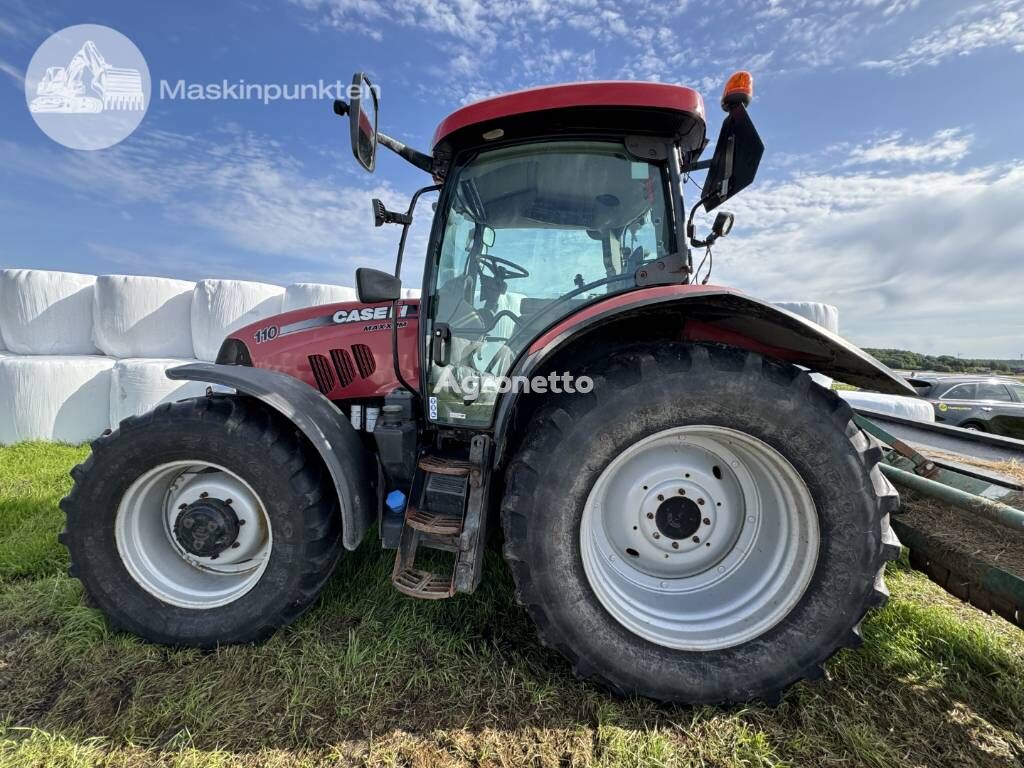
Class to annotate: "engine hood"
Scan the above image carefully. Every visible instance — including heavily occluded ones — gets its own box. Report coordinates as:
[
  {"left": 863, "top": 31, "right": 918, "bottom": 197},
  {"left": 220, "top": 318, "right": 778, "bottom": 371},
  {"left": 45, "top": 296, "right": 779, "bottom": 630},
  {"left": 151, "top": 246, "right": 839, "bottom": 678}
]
[{"left": 221, "top": 299, "right": 420, "bottom": 399}]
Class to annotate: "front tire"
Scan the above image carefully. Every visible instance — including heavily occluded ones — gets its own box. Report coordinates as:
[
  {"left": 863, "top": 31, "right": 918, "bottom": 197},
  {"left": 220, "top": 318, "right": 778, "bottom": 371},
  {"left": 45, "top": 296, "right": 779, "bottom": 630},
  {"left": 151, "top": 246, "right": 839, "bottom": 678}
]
[
  {"left": 501, "top": 343, "right": 900, "bottom": 704},
  {"left": 60, "top": 395, "right": 342, "bottom": 647}
]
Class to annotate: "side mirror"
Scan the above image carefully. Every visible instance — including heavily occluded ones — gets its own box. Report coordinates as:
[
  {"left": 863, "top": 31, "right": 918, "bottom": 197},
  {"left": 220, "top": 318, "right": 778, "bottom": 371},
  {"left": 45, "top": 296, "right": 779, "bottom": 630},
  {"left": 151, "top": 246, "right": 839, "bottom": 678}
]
[
  {"left": 712, "top": 211, "right": 734, "bottom": 238},
  {"left": 701, "top": 104, "right": 764, "bottom": 212},
  {"left": 349, "top": 72, "right": 378, "bottom": 172},
  {"left": 356, "top": 267, "right": 401, "bottom": 303}
]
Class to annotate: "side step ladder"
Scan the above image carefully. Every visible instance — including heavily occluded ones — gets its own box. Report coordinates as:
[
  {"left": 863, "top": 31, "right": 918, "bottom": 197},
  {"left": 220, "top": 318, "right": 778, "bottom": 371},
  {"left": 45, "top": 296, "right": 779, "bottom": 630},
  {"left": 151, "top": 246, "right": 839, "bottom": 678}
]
[{"left": 391, "top": 436, "right": 491, "bottom": 599}]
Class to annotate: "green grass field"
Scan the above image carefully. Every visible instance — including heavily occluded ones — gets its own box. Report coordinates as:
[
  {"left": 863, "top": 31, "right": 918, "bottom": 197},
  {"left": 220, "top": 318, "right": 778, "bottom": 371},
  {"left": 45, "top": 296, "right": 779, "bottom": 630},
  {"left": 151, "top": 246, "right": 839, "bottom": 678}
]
[{"left": 1, "top": 442, "right": 1022, "bottom": 767}]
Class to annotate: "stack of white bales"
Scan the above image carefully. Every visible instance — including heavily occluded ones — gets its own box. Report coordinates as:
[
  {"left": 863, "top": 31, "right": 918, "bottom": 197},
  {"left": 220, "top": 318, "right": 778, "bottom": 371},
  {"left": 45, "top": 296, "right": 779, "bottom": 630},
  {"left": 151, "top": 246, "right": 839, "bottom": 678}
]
[
  {"left": 0, "top": 269, "right": 115, "bottom": 444},
  {"left": 0, "top": 269, "right": 291, "bottom": 444}
]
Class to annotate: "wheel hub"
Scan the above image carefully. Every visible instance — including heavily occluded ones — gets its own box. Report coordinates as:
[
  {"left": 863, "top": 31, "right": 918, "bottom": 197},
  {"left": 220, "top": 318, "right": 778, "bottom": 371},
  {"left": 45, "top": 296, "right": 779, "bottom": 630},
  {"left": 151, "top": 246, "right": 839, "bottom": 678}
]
[
  {"left": 173, "top": 498, "right": 239, "bottom": 558},
  {"left": 655, "top": 496, "right": 701, "bottom": 540}
]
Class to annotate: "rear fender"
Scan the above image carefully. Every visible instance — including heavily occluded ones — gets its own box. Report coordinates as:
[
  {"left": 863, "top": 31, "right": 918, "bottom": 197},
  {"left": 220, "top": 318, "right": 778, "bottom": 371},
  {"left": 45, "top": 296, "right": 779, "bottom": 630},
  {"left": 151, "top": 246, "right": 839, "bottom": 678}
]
[
  {"left": 492, "top": 287, "right": 916, "bottom": 464},
  {"left": 167, "top": 363, "right": 374, "bottom": 550}
]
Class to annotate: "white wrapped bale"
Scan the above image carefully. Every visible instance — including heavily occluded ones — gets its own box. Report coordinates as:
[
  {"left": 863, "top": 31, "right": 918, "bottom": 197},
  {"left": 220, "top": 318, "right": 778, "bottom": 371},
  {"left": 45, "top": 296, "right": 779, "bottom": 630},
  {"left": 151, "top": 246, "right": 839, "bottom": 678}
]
[
  {"left": 0, "top": 355, "right": 114, "bottom": 444},
  {"left": 190, "top": 279, "right": 284, "bottom": 361},
  {"left": 773, "top": 301, "right": 840, "bottom": 389},
  {"left": 109, "top": 358, "right": 209, "bottom": 426},
  {"left": 0, "top": 269, "right": 98, "bottom": 354},
  {"left": 283, "top": 282, "right": 357, "bottom": 311},
  {"left": 92, "top": 275, "right": 196, "bottom": 358},
  {"left": 773, "top": 301, "right": 840, "bottom": 335},
  {"left": 838, "top": 390, "right": 935, "bottom": 423}
]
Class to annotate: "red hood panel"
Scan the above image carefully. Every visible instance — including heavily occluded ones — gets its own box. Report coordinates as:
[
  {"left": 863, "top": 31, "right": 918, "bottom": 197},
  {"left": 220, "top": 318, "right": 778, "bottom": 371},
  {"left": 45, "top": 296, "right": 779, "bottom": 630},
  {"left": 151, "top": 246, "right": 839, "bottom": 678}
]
[{"left": 229, "top": 299, "right": 420, "bottom": 399}]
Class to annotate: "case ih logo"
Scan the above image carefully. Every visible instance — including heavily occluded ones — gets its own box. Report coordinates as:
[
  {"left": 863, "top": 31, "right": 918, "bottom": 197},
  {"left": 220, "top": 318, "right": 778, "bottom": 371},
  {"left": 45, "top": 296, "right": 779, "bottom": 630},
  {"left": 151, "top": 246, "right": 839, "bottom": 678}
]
[{"left": 332, "top": 304, "right": 414, "bottom": 324}]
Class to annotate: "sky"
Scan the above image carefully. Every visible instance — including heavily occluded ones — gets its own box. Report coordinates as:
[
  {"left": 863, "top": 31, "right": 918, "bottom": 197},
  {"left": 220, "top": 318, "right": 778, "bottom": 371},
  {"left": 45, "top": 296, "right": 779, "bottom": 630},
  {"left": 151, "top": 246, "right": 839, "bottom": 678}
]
[{"left": 0, "top": 0, "right": 1022, "bottom": 357}]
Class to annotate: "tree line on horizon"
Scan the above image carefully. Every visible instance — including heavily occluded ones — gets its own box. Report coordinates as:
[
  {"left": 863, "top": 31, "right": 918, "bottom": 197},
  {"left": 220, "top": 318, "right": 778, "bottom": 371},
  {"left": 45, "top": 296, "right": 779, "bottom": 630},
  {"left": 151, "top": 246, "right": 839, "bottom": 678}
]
[{"left": 864, "top": 348, "right": 1024, "bottom": 374}]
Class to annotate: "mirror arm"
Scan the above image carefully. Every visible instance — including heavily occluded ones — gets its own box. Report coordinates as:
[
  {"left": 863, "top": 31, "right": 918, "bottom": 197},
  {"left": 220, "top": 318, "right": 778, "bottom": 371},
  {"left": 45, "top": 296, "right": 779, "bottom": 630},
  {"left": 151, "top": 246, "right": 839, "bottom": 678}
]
[
  {"left": 377, "top": 132, "right": 435, "bottom": 174},
  {"left": 681, "top": 158, "right": 713, "bottom": 172},
  {"left": 687, "top": 198, "right": 713, "bottom": 248}
]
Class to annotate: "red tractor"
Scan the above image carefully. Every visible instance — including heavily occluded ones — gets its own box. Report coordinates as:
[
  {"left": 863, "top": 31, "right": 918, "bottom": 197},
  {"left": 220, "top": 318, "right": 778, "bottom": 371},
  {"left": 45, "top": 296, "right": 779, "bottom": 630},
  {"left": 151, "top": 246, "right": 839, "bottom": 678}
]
[{"left": 62, "top": 72, "right": 914, "bottom": 704}]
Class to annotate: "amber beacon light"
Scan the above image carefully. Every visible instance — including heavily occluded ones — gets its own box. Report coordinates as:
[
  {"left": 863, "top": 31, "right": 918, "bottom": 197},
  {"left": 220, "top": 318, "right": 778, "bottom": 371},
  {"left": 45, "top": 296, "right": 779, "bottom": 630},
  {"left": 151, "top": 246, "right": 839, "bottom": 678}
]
[{"left": 721, "top": 71, "right": 753, "bottom": 111}]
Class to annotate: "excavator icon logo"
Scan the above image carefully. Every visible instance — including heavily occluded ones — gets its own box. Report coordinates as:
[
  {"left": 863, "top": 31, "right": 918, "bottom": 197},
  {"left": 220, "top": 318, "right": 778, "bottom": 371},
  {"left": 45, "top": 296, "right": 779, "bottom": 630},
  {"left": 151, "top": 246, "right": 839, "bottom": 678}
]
[
  {"left": 30, "top": 40, "right": 144, "bottom": 115},
  {"left": 25, "top": 24, "right": 150, "bottom": 150}
]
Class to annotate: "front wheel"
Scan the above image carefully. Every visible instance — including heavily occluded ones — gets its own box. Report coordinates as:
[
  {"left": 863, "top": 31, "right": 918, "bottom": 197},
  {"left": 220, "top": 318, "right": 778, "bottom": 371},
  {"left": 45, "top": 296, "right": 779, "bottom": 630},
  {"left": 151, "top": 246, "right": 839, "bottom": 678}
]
[
  {"left": 502, "top": 343, "right": 900, "bottom": 704},
  {"left": 60, "top": 396, "right": 342, "bottom": 647}
]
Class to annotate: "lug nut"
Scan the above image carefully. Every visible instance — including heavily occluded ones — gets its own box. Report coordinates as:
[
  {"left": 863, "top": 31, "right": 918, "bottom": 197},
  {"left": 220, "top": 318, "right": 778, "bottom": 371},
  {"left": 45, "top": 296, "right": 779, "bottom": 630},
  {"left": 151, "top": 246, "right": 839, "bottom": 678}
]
[
  {"left": 692, "top": 536, "right": 700, "bottom": 543},
  {"left": 671, "top": 541, "right": 679, "bottom": 549},
  {"left": 677, "top": 488, "right": 685, "bottom": 495},
  {"left": 653, "top": 532, "right": 661, "bottom": 539},
  {"left": 646, "top": 512, "right": 654, "bottom": 519},
  {"left": 697, "top": 498, "right": 705, "bottom": 506},
  {"left": 225, "top": 499, "right": 232, "bottom": 505},
  {"left": 657, "top": 494, "right": 664, "bottom": 501},
  {"left": 703, "top": 517, "right": 711, "bottom": 525},
  {"left": 200, "top": 492, "right": 209, "bottom": 499},
  {"left": 231, "top": 542, "right": 240, "bottom": 549},
  {"left": 178, "top": 503, "right": 187, "bottom": 511}
]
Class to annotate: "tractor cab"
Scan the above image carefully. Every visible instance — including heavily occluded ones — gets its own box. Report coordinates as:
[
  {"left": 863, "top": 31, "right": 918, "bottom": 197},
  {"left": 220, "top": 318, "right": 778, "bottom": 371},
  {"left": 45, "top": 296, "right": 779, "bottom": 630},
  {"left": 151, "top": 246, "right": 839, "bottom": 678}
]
[{"left": 344, "top": 77, "right": 762, "bottom": 430}]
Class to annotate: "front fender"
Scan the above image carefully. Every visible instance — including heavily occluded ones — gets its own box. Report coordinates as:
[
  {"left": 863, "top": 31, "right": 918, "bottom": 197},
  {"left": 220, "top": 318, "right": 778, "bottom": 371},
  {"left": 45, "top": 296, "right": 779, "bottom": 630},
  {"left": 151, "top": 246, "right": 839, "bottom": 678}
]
[
  {"left": 493, "top": 287, "right": 916, "bottom": 464},
  {"left": 167, "top": 363, "right": 374, "bottom": 550}
]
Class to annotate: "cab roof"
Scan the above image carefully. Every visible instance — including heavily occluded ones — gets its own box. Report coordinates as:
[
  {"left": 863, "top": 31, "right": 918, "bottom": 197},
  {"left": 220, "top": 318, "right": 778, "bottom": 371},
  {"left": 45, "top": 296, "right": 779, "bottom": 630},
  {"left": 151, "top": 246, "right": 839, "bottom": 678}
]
[{"left": 432, "top": 81, "right": 707, "bottom": 156}]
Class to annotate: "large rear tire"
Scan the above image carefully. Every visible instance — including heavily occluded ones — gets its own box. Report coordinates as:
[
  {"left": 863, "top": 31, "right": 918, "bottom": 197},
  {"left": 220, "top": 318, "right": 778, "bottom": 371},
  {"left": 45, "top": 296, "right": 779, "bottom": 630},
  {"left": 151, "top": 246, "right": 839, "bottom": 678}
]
[
  {"left": 60, "top": 395, "right": 343, "bottom": 647},
  {"left": 501, "top": 343, "right": 900, "bottom": 704}
]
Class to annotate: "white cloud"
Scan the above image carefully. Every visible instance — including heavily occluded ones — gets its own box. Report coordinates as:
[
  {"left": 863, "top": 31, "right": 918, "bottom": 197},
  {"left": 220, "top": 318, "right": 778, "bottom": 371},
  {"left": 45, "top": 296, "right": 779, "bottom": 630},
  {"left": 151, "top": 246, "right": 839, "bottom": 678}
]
[
  {"left": 841, "top": 128, "right": 973, "bottom": 166},
  {"left": 0, "top": 59, "right": 23, "bottom": 87},
  {"left": 707, "top": 162, "right": 1024, "bottom": 356},
  {"left": 862, "top": 0, "right": 1024, "bottom": 73},
  {"left": 0, "top": 128, "right": 433, "bottom": 281}
]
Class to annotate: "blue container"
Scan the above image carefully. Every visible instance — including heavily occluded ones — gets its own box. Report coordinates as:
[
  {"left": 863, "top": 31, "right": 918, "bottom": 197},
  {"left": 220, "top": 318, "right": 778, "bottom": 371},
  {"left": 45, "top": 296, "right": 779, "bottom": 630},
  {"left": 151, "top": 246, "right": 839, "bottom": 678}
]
[{"left": 385, "top": 490, "right": 407, "bottom": 515}]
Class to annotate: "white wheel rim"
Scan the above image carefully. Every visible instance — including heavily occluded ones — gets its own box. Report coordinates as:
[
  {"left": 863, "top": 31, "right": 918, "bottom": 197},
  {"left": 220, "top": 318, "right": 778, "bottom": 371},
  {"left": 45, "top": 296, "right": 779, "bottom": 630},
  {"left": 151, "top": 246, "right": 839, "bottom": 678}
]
[
  {"left": 580, "top": 426, "right": 819, "bottom": 651},
  {"left": 115, "top": 461, "right": 272, "bottom": 609}
]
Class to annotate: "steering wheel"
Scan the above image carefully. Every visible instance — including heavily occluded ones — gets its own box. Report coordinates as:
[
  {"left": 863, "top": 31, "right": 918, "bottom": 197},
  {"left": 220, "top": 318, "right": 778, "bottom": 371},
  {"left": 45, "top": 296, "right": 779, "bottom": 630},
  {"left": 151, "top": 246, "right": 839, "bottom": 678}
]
[{"left": 478, "top": 254, "right": 529, "bottom": 281}]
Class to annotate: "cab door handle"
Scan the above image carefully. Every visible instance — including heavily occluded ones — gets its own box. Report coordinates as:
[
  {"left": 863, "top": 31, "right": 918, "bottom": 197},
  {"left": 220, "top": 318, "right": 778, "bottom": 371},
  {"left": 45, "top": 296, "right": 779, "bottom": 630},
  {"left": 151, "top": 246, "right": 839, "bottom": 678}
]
[{"left": 433, "top": 324, "right": 451, "bottom": 367}]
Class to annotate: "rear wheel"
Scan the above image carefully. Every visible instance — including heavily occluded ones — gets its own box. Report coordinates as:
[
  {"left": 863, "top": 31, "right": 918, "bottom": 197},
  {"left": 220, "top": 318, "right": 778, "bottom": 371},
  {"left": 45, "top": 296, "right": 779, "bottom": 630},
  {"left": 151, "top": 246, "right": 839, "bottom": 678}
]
[
  {"left": 61, "top": 396, "right": 342, "bottom": 647},
  {"left": 502, "top": 343, "right": 900, "bottom": 704}
]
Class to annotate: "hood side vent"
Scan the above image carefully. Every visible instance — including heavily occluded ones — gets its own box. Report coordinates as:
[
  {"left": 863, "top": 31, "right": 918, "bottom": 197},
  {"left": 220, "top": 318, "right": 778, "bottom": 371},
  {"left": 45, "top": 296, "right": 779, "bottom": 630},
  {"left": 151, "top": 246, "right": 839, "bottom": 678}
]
[
  {"left": 308, "top": 354, "right": 336, "bottom": 394},
  {"left": 330, "top": 348, "right": 357, "bottom": 388},
  {"left": 352, "top": 344, "right": 376, "bottom": 379}
]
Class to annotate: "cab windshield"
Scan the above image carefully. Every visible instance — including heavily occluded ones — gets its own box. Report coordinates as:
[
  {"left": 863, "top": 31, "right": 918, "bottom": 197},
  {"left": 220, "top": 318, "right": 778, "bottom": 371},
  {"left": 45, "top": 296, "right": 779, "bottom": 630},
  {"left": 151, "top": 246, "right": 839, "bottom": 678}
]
[{"left": 427, "top": 139, "right": 675, "bottom": 427}]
